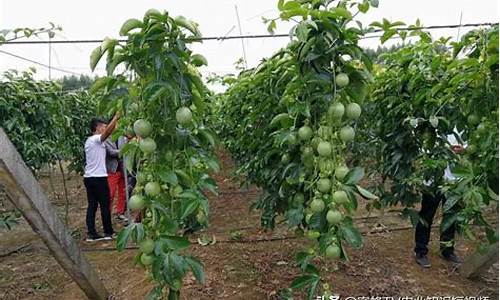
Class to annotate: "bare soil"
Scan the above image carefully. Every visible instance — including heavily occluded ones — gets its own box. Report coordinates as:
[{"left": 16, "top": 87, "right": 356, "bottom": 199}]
[{"left": 0, "top": 150, "right": 498, "bottom": 300}]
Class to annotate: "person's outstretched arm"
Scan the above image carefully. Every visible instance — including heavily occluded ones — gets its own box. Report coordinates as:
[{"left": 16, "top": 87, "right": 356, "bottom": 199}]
[{"left": 100, "top": 112, "right": 120, "bottom": 142}]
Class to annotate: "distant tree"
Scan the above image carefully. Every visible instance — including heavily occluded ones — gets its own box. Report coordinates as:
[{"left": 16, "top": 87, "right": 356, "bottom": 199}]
[
  {"left": 364, "top": 44, "right": 404, "bottom": 62},
  {"left": 59, "top": 74, "right": 96, "bottom": 91}
]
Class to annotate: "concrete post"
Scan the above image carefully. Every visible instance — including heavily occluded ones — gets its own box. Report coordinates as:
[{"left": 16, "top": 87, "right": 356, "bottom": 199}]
[{"left": 0, "top": 128, "right": 109, "bottom": 300}]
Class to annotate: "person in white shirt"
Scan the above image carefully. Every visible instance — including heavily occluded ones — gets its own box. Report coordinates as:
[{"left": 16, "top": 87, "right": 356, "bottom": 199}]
[
  {"left": 83, "top": 113, "right": 120, "bottom": 241},
  {"left": 415, "top": 132, "right": 465, "bottom": 268}
]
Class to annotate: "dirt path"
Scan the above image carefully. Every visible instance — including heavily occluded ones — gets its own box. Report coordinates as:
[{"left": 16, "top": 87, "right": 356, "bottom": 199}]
[{"left": 0, "top": 151, "right": 498, "bottom": 299}]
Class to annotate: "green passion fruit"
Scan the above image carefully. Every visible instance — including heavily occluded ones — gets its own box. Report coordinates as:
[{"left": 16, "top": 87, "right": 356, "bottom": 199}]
[
  {"left": 176, "top": 107, "right": 193, "bottom": 125},
  {"left": 345, "top": 103, "right": 361, "bottom": 120},
  {"left": 317, "top": 178, "right": 332, "bottom": 193},
  {"left": 335, "top": 166, "right": 349, "bottom": 181},
  {"left": 139, "top": 238, "right": 155, "bottom": 254},
  {"left": 145, "top": 182, "right": 161, "bottom": 197},
  {"left": 339, "top": 126, "right": 355, "bottom": 142},
  {"left": 133, "top": 119, "right": 153, "bottom": 138},
  {"left": 326, "top": 210, "right": 342, "bottom": 224},
  {"left": 298, "top": 125, "right": 313, "bottom": 141},
  {"left": 335, "top": 73, "right": 349, "bottom": 88},
  {"left": 328, "top": 102, "right": 345, "bottom": 121},
  {"left": 317, "top": 141, "right": 332, "bottom": 157},
  {"left": 310, "top": 199, "right": 325, "bottom": 213},
  {"left": 325, "top": 244, "right": 341, "bottom": 258},
  {"left": 129, "top": 194, "right": 145, "bottom": 210},
  {"left": 139, "top": 137, "right": 157, "bottom": 154}
]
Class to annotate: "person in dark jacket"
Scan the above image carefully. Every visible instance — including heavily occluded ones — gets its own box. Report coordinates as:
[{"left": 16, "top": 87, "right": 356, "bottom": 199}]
[{"left": 105, "top": 136, "right": 128, "bottom": 223}]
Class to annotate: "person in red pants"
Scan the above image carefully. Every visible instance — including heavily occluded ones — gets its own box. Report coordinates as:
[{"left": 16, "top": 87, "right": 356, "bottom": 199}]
[{"left": 105, "top": 136, "right": 128, "bottom": 223}]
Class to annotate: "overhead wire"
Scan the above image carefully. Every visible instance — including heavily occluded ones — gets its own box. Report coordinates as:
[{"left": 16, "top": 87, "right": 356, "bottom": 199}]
[
  {"left": 0, "top": 21, "right": 496, "bottom": 79},
  {"left": 0, "top": 22, "right": 496, "bottom": 45},
  {"left": 0, "top": 49, "right": 83, "bottom": 76}
]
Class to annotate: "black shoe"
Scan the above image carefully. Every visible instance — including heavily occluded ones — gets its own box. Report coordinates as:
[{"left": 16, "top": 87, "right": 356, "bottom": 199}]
[
  {"left": 116, "top": 214, "right": 129, "bottom": 223},
  {"left": 415, "top": 253, "right": 431, "bottom": 268},
  {"left": 103, "top": 233, "right": 117, "bottom": 241},
  {"left": 441, "top": 252, "right": 463, "bottom": 264},
  {"left": 86, "top": 234, "right": 105, "bottom": 242}
]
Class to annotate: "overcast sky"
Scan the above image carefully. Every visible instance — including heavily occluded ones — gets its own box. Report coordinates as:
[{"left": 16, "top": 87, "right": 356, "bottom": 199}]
[{"left": 0, "top": 0, "right": 497, "bottom": 80}]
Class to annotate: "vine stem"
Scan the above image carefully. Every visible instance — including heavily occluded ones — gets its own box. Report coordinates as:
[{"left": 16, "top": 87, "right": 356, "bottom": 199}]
[
  {"left": 58, "top": 159, "right": 71, "bottom": 226},
  {"left": 168, "top": 288, "right": 180, "bottom": 300}
]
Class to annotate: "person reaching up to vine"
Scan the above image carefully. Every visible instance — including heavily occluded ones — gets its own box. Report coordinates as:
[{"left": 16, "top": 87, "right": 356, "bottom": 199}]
[{"left": 83, "top": 112, "right": 120, "bottom": 242}]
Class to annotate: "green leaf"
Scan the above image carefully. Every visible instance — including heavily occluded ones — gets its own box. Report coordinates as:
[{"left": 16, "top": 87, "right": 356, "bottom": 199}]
[
  {"left": 270, "top": 113, "right": 292, "bottom": 127},
  {"left": 487, "top": 186, "right": 499, "bottom": 201},
  {"left": 89, "top": 46, "right": 104, "bottom": 72},
  {"left": 146, "top": 286, "right": 162, "bottom": 300},
  {"left": 429, "top": 116, "right": 439, "bottom": 128},
  {"left": 283, "top": 1, "right": 301, "bottom": 10},
  {"left": 179, "top": 190, "right": 199, "bottom": 200},
  {"left": 345, "top": 70, "right": 368, "bottom": 102},
  {"left": 331, "top": 7, "right": 352, "bottom": 19},
  {"left": 162, "top": 217, "right": 179, "bottom": 235},
  {"left": 175, "top": 169, "right": 192, "bottom": 185},
  {"left": 306, "top": 279, "right": 320, "bottom": 300},
  {"left": 267, "top": 19, "right": 277, "bottom": 34},
  {"left": 101, "top": 37, "right": 118, "bottom": 52},
  {"left": 286, "top": 208, "right": 304, "bottom": 227},
  {"left": 185, "top": 256, "right": 205, "bottom": 283},
  {"left": 345, "top": 167, "right": 364, "bottom": 184},
  {"left": 205, "top": 156, "right": 220, "bottom": 172},
  {"left": 123, "top": 152, "right": 137, "bottom": 174},
  {"left": 295, "top": 23, "right": 310, "bottom": 42},
  {"left": 381, "top": 29, "right": 397, "bottom": 44},
  {"left": 131, "top": 222, "right": 145, "bottom": 243},
  {"left": 106, "top": 54, "right": 126, "bottom": 76},
  {"left": 356, "top": 185, "right": 378, "bottom": 199},
  {"left": 295, "top": 251, "right": 312, "bottom": 271},
  {"left": 443, "top": 195, "right": 460, "bottom": 212},
  {"left": 199, "top": 129, "right": 216, "bottom": 148},
  {"left": 159, "top": 170, "right": 178, "bottom": 185},
  {"left": 358, "top": 1, "right": 370, "bottom": 13},
  {"left": 90, "top": 76, "right": 113, "bottom": 93},
  {"left": 441, "top": 213, "right": 457, "bottom": 232},
  {"left": 163, "top": 236, "right": 191, "bottom": 251},
  {"left": 119, "top": 18, "right": 143, "bottom": 36},
  {"left": 145, "top": 9, "right": 164, "bottom": 20},
  {"left": 277, "top": 0, "right": 285, "bottom": 10},
  {"left": 180, "top": 197, "right": 199, "bottom": 219},
  {"left": 485, "top": 227, "right": 499, "bottom": 244},
  {"left": 191, "top": 54, "right": 208, "bottom": 67},
  {"left": 174, "top": 16, "right": 201, "bottom": 37},
  {"left": 169, "top": 252, "right": 188, "bottom": 275},
  {"left": 307, "top": 212, "right": 324, "bottom": 231},
  {"left": 403, "top": 208, "right": 421, "bottom": 227},
  {"left": 168, "top": 290, "right": 180, "bottom": 300},
  {"left": 143, "top": 81, "right": 174, "bottom": 102},
  {"left": 339, "top": 221, "right": 363, "bottom": 248},
  {"left": 451, "top": 165, "right": 473, "bottom": 178},
  {"left": 369, "top": 21, "right": 383, "bottom": 28},
  {"left": 0, "top": 213, "right": 19, "bottom": 230},
  {"left": 290, "top": 274, "right": 319, "bottom": 290},
  {"left": 116, "top": 224, "right": 133, "bottom": 251}
]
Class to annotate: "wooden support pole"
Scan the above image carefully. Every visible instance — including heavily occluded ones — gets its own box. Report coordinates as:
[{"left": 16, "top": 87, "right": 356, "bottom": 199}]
[
  {"left": 460, "top": 242, "right": 499, "bottom": 279},
  {"left": 0, "top": 128, "right": 109, "bottom": 300}
]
